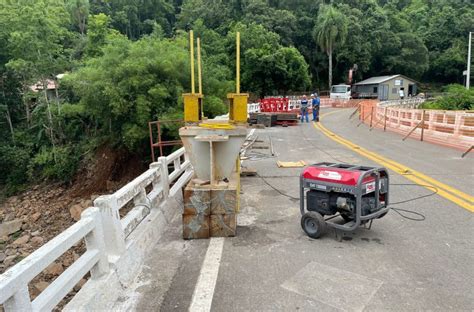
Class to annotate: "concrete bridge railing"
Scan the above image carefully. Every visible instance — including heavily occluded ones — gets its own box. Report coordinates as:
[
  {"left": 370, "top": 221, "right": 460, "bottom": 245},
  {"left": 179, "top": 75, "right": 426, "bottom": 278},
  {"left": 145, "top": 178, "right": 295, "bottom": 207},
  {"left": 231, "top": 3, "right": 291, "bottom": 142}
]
[{"left": 0, "top": 147, "right": 193, "bottom": 311}]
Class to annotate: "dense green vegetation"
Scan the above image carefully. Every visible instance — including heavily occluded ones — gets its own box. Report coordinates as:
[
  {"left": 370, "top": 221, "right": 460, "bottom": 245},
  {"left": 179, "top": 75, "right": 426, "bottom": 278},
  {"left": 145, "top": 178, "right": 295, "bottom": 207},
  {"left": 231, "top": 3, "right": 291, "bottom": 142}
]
[
  {"left": 422, "top": 85, "right": 474, "bottom": 110},
  {"left": 0, "top": 0, "right": 472, "bottom": 194}
]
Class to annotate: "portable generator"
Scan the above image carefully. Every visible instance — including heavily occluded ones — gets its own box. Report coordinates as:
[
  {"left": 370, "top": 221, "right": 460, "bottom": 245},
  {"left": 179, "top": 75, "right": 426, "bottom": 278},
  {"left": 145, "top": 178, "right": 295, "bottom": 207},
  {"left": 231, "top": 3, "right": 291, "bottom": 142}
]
[{"left": 300, "top": 162, "right": 390, "bottom": 238}]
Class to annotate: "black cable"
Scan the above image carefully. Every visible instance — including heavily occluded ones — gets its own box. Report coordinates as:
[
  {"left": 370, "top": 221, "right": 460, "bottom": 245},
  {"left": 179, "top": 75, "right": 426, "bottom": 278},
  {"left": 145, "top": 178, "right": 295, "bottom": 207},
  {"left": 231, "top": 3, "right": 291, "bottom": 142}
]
[
  {"left": 385, "top": 183, "right": 436, "bottom": 221},
  {"left": 255, "top": 172, "right": 300, "bottom": 201},
  {"left": 254, "top": 175, "right": 431, "bottom": 221},
  {"left": 390, "top": 207, "right": 426, "bottom": 221},
  {"left": 389, "top": 183, "right": 438, "bottom": 205}
]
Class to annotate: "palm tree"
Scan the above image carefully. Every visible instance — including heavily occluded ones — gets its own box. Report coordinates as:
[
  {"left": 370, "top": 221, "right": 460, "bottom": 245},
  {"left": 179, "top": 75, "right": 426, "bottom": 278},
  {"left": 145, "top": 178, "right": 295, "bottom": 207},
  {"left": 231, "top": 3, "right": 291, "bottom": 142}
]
[{"left": 313, "top": 5, "right": 348, "bottom": 89}]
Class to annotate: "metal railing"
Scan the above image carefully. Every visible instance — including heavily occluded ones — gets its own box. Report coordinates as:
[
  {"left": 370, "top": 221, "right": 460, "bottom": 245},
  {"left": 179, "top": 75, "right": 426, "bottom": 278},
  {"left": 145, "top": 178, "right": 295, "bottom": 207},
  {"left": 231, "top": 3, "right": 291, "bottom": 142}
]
[
  {"left": 0, "top": 147, "right": 193, "bottom": 311},
  {"left": 379, "top": 97, "right": 426, "bottom": 108}
]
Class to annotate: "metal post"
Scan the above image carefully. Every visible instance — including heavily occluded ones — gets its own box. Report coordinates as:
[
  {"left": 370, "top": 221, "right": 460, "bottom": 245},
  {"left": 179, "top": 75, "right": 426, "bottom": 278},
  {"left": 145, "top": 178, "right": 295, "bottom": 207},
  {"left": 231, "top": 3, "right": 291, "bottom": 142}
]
[
  {"left": 420, "top": 110, "right": 425, "bottom": 141},
  {"left": 383, "top": 108, "right": 387, "bottom": 131},
  {"left": 467, "top": 32, "right": 471, "bottom": 89},
  {"left": 190, "top": 30, "right": 195, "bottom": 94},
  {"left": 157, "top": 121, "right": 163, "bottom": 157},
  {"left": 369, "top": 107, "right": 374, "bottom": 128},
  {"left": 236, "top": 32, "right": 240, "bottom": 93},
  {"left": 197, "top": 37, "right": 202, "bottom": 95},
  {"left": 148, "top": 122, "right": 155, "bottom": 162},
  {"left": 461, "top": 145, "right": 474, "bottom": 158}
]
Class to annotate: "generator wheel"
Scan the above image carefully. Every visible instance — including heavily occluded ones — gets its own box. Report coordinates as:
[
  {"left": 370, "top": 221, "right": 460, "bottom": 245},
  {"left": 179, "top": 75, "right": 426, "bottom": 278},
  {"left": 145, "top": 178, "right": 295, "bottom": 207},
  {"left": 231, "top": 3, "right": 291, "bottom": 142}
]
[{"left": 301, "top": 212, "right": 326, "bottom": 239}]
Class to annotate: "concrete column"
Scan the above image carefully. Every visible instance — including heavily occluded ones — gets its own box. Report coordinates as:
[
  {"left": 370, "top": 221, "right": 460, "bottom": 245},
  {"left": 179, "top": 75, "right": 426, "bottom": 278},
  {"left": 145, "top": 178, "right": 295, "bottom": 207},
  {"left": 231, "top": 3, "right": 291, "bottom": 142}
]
[
  {"left": 82, "top": 208, "right": 109, "bottom": 278},
  {"left": 3, "top": 286, "right": 32, "bottom": 311},
  {"left": 158, "top": 157, "right": 170, "bottom": 198},
  {"left": 93, "top": 195, "right": 126, "bottom": 259}
]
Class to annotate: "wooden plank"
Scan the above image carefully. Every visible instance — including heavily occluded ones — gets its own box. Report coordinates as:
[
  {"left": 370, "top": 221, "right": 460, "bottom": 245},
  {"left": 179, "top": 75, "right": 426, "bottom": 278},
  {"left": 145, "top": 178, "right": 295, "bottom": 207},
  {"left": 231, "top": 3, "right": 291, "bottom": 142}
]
[
  {"left": 240, "top": 168, "right": 257, "bottom": 176},
  {"left": 210, "top": 214, "right": 236, "bottom": 237},
  {"left": 183, "top": 214, "right": 210, "bottom": 239}
]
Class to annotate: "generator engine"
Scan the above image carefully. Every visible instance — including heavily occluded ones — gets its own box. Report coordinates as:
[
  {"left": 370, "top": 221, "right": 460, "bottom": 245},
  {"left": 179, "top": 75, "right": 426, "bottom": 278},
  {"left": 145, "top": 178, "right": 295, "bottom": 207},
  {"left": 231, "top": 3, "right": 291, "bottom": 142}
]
[
  {"left": 300, "top": 162, "right": 390, "bottom": 238},
  {"left": 306, "top": 191, "right": 382, "bottom": 218}
]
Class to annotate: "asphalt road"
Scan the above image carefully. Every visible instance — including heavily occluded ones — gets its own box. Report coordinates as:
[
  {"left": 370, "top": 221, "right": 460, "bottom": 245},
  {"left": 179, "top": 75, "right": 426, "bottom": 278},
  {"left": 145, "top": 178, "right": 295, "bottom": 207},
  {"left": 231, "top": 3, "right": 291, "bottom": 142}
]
[{"left": 116, "top": 108, "right": 474, "bottom": 312}]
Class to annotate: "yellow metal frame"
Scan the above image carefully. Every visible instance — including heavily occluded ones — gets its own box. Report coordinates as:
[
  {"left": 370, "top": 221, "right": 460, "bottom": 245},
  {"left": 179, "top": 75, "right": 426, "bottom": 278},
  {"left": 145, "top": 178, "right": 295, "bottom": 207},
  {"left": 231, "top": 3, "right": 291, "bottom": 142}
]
[
  {"left": 183, "top": 93, "right": 203, "bottom": 123},
  {"left": 227, "top": 93, "right": 249, "bottom": 123}
]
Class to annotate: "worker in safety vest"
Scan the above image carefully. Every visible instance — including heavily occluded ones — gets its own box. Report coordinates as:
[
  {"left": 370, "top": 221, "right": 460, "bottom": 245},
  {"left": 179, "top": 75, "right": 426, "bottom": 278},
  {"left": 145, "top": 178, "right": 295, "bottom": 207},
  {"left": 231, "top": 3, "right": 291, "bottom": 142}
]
[
  {"left": 311, "top": 93, "right": 320, "bottom": 122},
  {"left": 300, "top": 95, "right": 309, "bottom": 123}
]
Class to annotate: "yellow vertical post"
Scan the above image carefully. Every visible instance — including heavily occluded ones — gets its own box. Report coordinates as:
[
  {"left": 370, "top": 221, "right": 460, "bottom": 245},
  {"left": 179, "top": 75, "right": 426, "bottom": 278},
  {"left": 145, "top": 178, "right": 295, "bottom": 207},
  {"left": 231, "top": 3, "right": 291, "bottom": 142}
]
[
  {"left": 190, "top": 30, "right": 195, "bottom": 94},
  {"left": 197, "top": 37, "right": 203, "bottom": 119},
  {"left": 236, "top": 32, "right": 240, "bottom": 93},
  {"left": 197, "top": 37, "right": 203, "bottom": 95},
  {"left": 227, "top": 31, "right": 248, "bottom": 123},
  {"left": 183, "top": 30, "right": 201, "bottom": 123}
]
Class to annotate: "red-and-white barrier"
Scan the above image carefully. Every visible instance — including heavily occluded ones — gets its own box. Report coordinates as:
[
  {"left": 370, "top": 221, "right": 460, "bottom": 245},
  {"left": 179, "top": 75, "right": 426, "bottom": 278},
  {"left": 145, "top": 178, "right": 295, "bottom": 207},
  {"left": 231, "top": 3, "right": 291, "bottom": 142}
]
[{"left": 258, "top": 97, "right": 360, "bottom": 114}]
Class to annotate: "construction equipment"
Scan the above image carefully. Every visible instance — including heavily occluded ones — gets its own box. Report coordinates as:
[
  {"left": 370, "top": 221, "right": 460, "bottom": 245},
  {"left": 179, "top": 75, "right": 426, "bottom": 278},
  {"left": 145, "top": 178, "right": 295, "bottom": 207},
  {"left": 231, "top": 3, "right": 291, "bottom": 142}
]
[
  {"left": 179, "top": 30, "right": 248, "bottom": 239},
  {"left": 300, "top": 162, "right": 390, "bottom": 238}
]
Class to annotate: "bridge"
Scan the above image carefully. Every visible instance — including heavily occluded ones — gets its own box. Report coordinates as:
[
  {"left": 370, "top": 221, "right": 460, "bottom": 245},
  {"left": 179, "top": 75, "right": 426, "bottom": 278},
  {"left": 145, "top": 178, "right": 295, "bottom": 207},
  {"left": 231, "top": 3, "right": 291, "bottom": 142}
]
[{"left": 0, "top": 103, "right": 473, "bottom": 311}]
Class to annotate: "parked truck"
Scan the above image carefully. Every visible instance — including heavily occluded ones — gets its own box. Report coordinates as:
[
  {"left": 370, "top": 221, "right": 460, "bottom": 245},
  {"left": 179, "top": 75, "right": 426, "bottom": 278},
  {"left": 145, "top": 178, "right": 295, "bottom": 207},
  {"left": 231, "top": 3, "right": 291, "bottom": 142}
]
[{"left": 330, "top": 84, "right": 352, "bottom": 100}]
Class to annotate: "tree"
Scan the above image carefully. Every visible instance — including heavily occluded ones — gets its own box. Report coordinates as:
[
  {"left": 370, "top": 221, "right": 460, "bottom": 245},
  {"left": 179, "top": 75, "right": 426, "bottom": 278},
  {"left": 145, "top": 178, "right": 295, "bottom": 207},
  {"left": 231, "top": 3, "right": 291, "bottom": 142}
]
[
  {"left": 229, "top": 23, "right": 310, "bottom": 96},
  {"left": 66, "top": 0, "right": 90, "bottom": 35},
  {"left": 2, "top": 0, "right": 71, "bottom": 140},
  {"left": 313, "top": 5, "right": 348, "bottom": 89},
  {"left": 66, "top": 33, "right": 193, "bottom": 150},
  {"left": 384, "top": 32, "right": 428, "bottom": 79},
  {"left": 273, "top": 47, "right": 311, "bottom": 95}
]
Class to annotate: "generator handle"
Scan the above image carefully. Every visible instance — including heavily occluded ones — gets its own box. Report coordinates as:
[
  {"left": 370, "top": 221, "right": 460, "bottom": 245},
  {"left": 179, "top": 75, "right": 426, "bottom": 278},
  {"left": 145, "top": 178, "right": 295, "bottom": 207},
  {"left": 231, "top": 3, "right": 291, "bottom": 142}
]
[
  {"left": 299, "top": 172, "right": 305, "bottom": 215},
  {"left": 359, "top": 167, "right": 390, "bottom": 220},
  {"left": 353, "top": 167, "right": 388, "bottom": 228}
]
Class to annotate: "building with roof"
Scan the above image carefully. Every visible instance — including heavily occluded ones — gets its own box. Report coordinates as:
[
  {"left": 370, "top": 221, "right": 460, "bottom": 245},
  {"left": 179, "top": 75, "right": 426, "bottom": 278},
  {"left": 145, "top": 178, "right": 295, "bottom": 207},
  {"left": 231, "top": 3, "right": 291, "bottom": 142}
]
[{"left": 353, "top": 74, "right": 418, "bottom": 101}]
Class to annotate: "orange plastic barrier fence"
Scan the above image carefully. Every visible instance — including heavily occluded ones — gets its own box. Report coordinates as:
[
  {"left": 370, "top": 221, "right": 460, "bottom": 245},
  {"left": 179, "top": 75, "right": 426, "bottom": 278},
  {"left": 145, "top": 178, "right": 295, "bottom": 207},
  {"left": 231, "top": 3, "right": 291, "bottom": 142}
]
[{"left": 358, "top": 101, "right": 474, "bottom": 150}]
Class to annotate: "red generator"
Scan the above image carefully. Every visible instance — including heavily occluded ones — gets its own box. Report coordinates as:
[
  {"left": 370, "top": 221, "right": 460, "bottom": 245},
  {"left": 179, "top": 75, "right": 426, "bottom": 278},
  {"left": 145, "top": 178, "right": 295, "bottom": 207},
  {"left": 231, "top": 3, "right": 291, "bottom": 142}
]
[{"left": 300, "top": 162, "right": 390, "bottom": 238}]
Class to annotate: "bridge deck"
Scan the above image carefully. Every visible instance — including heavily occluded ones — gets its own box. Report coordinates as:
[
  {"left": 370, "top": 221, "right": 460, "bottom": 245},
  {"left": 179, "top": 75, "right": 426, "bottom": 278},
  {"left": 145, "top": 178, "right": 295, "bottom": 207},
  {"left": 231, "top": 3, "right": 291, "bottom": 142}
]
[{"left": 115, "top": 108, "right": 473, "bottom": 311}]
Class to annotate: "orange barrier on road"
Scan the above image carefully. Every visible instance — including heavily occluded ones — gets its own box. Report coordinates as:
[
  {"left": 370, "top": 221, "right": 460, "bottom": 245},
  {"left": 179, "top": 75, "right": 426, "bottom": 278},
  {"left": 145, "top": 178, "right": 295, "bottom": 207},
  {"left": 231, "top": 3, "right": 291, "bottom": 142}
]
[{"left": 358, "top": 101, "right": 474, "bottom": 150}]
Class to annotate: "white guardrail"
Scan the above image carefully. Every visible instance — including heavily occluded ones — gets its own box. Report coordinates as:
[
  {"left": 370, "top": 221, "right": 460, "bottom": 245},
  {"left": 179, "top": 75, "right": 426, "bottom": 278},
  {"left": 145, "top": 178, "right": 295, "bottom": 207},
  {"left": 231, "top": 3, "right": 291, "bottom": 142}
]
[
  {"left": 379, "top": 97, "right": 426, "bottom": 108},
  {"left": 0, "top": 148, "right": 192, "bottom": 311}
]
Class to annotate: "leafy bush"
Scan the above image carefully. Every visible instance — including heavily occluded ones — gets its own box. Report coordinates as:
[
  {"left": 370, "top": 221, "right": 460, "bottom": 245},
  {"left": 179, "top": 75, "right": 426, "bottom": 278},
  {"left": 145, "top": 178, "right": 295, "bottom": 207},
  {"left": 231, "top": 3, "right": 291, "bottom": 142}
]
[
  {"left": 28, "top": 145, "right": 80, "bottom": 182},
  {"left": 422, "top": 84, "right": 474, "bottom": 110},
  {"left": 0, "top": 145, "right": 32, "bottom": 195},
  {"left": 204, "top": 96, "right": 227, "bottom": 118}
]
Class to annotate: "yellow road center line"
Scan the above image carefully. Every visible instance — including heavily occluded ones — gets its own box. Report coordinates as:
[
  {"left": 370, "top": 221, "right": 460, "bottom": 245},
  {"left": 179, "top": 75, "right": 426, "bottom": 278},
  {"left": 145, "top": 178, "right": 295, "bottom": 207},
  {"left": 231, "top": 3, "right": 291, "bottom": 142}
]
[{"left": 314, "top": 110, "right": 474, "bottom": 212}]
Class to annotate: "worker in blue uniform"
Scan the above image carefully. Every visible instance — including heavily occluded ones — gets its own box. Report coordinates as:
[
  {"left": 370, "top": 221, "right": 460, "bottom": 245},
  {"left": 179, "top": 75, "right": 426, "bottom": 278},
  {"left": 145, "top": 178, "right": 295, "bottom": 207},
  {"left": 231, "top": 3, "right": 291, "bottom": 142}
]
[{"left": 311, "top": 93, "right": 320, "bottom": 122}]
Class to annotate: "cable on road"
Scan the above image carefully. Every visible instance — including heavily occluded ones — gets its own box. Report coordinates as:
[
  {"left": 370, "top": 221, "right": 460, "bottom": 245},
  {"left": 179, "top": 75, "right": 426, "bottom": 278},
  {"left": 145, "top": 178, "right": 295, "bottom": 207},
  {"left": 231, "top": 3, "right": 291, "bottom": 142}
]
[
  {"left": 389, "top": 183, "right": 438, "bottom": 205},
  {"left": 387, "top": 183, "right": 438, "bottom": 221},
  {"left": 256, "top": 172, "right": 300, "bottom": 201},
  {"left": 255, "top": 174, "right": 432, "bottom": 221},
  {"left": 390, "top": 207, "right": 426, "bottom": 221}
]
